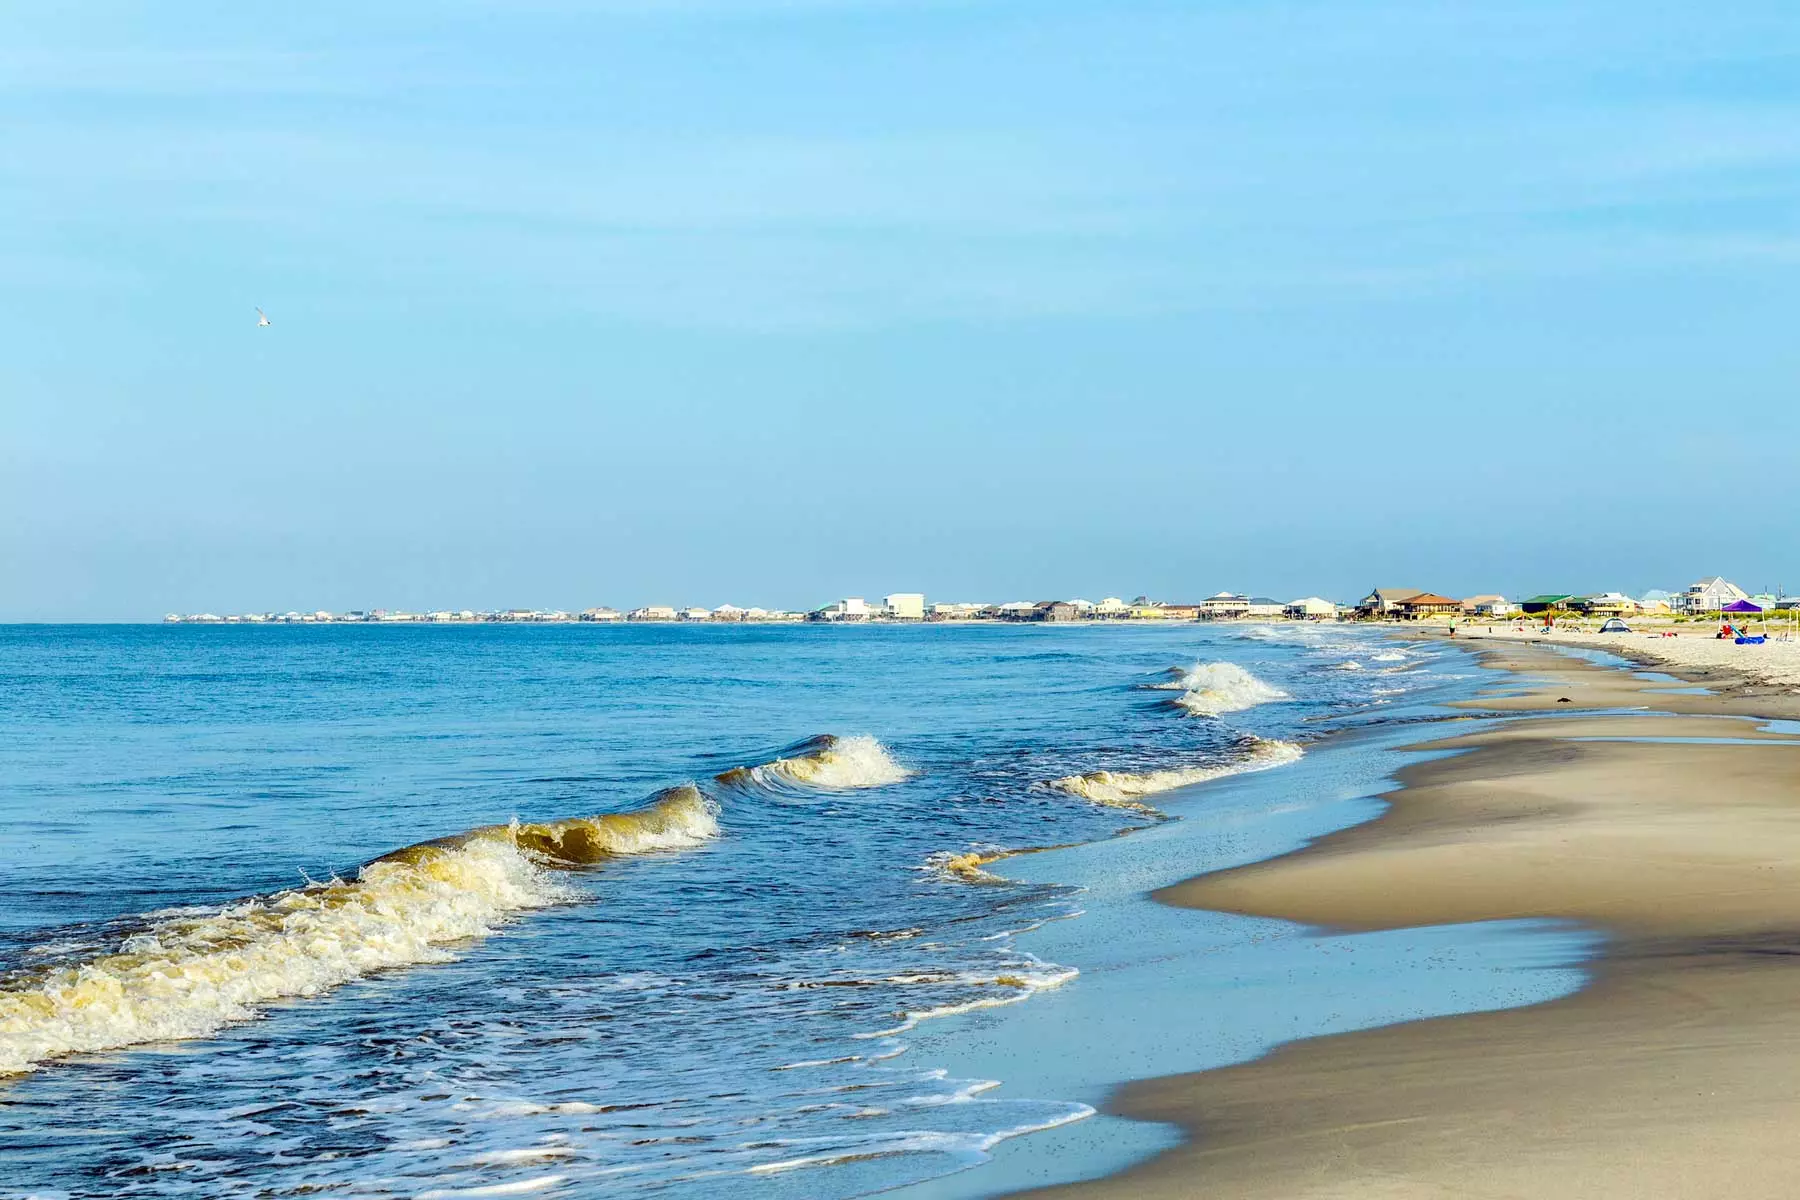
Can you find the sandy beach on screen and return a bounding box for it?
[1015,635,1800,1199]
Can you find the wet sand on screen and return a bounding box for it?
[1014,639,1800,1199]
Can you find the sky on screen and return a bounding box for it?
[5,1,1800,619]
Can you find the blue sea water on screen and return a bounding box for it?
[0,622,1547,1198]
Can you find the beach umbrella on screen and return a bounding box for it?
[1722,599,1763,614]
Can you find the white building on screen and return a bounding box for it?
[629,606,678,622]
[1245,596,1284,618]
[1676,577,1747,614]
[882,593,926,620]
[1199,592,1250,618]
[1460,594,1515,617]
[930,602,985,620]
[1092,597,1129,619]
[579,607,622,622]
[814,598,870,621]
[1284,596,1337,619]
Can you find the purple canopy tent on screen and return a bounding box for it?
[1722,598,1767,643]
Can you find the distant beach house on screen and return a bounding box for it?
[710,604,747,622]
[1461,594,1514,617]
[1245,597,1284,618]
[1519,594,1578,615]
[811,598,870,622]
[1284,596,1336,619]
[578,607,622,622]
[628,606,678,622]
[1091,597,1129,619]
[1676,577,1748,614]
[882,593,926,620]
[1160,602,1203,620]
[1577,592,1639,617]
[1033,600,1082,622]
[1355,588,1423,618]
[1395,593,1461,619]
[1199,592,1251,619]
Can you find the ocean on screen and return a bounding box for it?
[0,621,1541,1197]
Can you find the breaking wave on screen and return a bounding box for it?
[0,787,719,1077]
[1150,661,1289,717]
[716,734,912,792]
[1048,740,1304,807]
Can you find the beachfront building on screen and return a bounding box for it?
[1284,596,1337,620]
[1199,592,1251,619]
[1519,594,1578,615]
[929,602,985,620]
[628,606,678,621]
[1461,594,1515,618]
[1161,603,1202,620]
[1577,592,1640,617]
[1092,597,1129,619]
[988,601,1041,621]
[1245,597,1284,618]
[882,593,926,621]
[1676,577,1748,615]
[811,598,870,622]
[1395,593,1462,619]
[578,607,622,622]
[1355,588,1422,618]
[710,604,747,622]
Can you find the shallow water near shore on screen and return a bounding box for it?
[890,712,1597,1198]
[1,622,1545,1197]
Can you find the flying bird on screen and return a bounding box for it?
[255,307,271,327]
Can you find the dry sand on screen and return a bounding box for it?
[1463,618,1800,693]
[1013,640,1800,1200]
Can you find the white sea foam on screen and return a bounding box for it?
[0,789,720,1077]
[1049,740,1304,806]
[856,960,1079,1039]
[1150,661,1289,717]
[722,735,913,791]
[418,1176,569,1199]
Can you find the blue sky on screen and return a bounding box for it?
[6,2,1800,618]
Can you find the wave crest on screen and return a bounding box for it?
[0,789,719,1077]
[717,735,912,792]
[1049,740,1303,806]
[1151,661,1288,717]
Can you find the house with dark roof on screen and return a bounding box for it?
[1355,587,1423,618]
[1395,593,1462,619]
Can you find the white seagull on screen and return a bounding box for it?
[255,307,272,327]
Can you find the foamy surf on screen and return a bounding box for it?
[1150,661,1288,717]
[1049,739,1304,807]
[858,960,1080,1039]
[716,734,912,791]
[0,787,719,1077]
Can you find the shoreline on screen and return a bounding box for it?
[1007,636,1800,1199]
[889,635,1588,1199]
